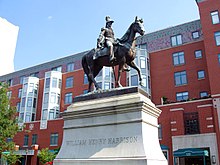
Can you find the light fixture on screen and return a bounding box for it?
[212,155,216,164]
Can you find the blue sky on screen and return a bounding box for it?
[0,0,200,71]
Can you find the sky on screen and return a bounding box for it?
[0,0,200,71]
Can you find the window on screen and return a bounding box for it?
[52,66,62,72]
[104,82,110,90]
[176,91,189,101]
[173,52,185,65]
[45,78,50,88]
[184,112,200,135]
[104,67,110,79]
[58,79,62,88]
[66,77,73,88]
[158,124,162,140]
[29,83,34,93]
[215,31,220,46]
[211,11,220,24]
[17,102,20,112]
[140,57,146,69]
[27,97,32,107]
[66,63,74,72]
[174,71,187,86]
[42,109,48,120]
[33,98,37,108]
[21,97,26,107]
[195,50,202,58]
[65,93,72,104]
[7,91,12,100]
[84,74,89,84]
[171,34,182,46]
[44,93,49,103]
[131,75,138,86]
[20,76,26,84]
[52,78,58,88]
[25,113,31,122]
[50,92,56,103]
[218,54,220,64]
[18,88,22,98]
[32,134,38,145]
[49,109,55,120]
[8,79,13,86]
[30,72,39,78]
[192,31,199,39]
[200,91,208,98]
[50,133,58,146]
[198,70,205,79]
[23,135,29,146]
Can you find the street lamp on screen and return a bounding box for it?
[25,149,28,165]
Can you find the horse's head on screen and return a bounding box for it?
[133,16,145,36]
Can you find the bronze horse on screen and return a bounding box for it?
[82,16,145,92]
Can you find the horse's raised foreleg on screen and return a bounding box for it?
[116,63,124,88]
[128,61,143,86]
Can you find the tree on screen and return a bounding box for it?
[38,148,57,164]
[0,82,20,164]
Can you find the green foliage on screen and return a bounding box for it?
[2,152,22,165]
[38,148,57,164]
[0,82,20,162]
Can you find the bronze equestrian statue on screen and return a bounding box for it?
[82,16,145,92]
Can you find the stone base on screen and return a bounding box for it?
[54,87,167,165]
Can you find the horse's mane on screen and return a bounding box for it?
[119,23,133,43]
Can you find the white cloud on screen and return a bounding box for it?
[47,16,53,20]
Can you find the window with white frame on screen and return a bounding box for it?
[131,75,138,86]
[84,74,89,84]
[211,11,220,24]
[66,62,74,72]
[198,70,205,79]
[215,31,220,46]
[176,91,189,101]
[171,34,182,46]
[27,97,32,107]
[140,57,146,69]
[42,109,48,120]
[52,66,62,72]
[173,51,185,65]
[52,78,58,88]
[44,93,49,103]
[18,88,22,98]
[195,50,202,59]
[17,102,20,112]
[49,109,55,120]
[45,78,50,88]
[192,31,199,39]
[50,92,56,103]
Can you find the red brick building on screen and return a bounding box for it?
[0,0,220,164]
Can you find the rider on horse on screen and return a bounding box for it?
[97,16,116,63]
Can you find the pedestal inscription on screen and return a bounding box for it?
[54,87,167,165]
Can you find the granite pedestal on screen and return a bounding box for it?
[54,87,167,165]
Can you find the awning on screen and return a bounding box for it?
[174,148,209,157]
[160,145,169,150]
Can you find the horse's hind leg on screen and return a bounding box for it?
[127,61,143,86]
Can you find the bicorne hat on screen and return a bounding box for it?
[106,16,114,23]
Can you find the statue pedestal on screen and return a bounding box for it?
[54,87,167,165]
